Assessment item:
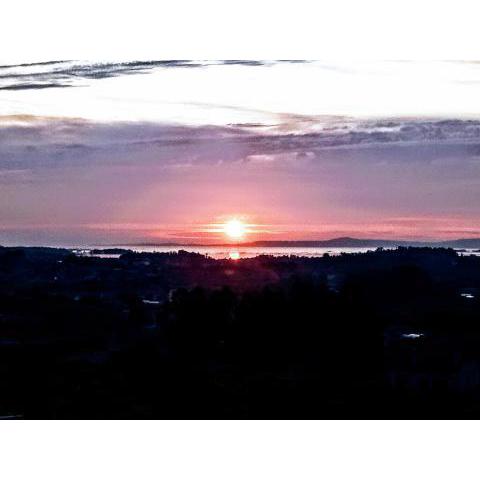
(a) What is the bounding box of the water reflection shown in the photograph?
[229,251,240,260]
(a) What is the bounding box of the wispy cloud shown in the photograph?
[0,60,309,91]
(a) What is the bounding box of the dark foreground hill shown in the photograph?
[1,246,480,418]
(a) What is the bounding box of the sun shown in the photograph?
[223,219,246,240]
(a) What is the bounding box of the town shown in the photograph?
[0,246,479,418]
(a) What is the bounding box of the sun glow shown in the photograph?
[223,219,247,240]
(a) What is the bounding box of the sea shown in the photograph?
[80,245,480,260]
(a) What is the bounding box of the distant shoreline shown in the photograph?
[101,236,480,250]
[3,236,480,252]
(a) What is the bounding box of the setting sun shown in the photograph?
[223,219,246,240]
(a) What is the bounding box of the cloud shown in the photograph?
[0,60,70,69]
[0,82,72,91]
[0,60,206,91]
[2,116,480,173]
[221,60,267,66]
[0,60,315,91]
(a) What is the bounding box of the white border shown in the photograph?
[0,421,479,479]
[2,1,480,477]
[2,0,480,63]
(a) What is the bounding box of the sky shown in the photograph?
[2,60,480,245]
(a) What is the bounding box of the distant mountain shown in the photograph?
[436,238,480,249]
[245,237,480,249]
[242,237,419,248]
